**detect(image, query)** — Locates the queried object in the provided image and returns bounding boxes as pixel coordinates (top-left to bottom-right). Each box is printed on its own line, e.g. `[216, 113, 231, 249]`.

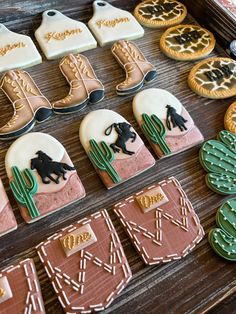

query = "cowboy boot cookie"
[52, 53, 104, 114]
[0, 70, 52, 140]
[111, 40, 157, 95]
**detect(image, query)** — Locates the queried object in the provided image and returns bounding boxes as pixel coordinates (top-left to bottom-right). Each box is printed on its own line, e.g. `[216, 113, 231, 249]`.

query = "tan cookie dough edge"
[188, 57, 236, 99]
[160, 24, 215, 61]
[134, 1, 187, 28]
[224, 101, 236, 133]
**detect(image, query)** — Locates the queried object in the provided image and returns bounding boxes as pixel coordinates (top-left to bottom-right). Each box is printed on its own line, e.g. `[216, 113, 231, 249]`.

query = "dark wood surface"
[0, 1, 236, 313]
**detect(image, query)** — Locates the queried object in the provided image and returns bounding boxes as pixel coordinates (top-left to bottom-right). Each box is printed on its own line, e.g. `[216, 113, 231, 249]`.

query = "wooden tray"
[0, 1, 235, 313]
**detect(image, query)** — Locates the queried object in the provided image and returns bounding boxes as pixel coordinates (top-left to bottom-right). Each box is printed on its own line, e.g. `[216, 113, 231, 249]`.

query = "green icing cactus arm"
[141, 113, 171, 156]
[209, 198, 236, 261]
[10, 166, 39, 219]
[218, 130, 236, 153]
[89, 139, 121, 184]
[206, 173, 236, 195]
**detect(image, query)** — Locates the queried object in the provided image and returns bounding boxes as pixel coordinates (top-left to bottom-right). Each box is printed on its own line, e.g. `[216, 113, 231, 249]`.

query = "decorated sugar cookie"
[35, 10, 97, 60]
[111, 40, 157, 95]
[199, 130, 236, 195]
[5, 132, 85, 223]
[0, 70, 53, 140]
[79, 109, 155, 189]
[36, 209, 132, 313]
[224, 101, 236, 134]
[0, 258, 45, 313]
[209, 198, 236, 261]
[160, 24, 215, 61]
[88, 1, 144, 47]
[53, 53, 104, 113]
[134, 0, 187, 28]
[0, 24, 41, 72]
[133, 88, 204, 159]
[114, 177, 204, 265]
[0, 178, 17, 237]
[188, 57, 236, 99]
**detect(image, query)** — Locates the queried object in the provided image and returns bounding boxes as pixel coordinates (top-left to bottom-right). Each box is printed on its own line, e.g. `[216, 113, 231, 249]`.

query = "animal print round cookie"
[134, 0, 187, 28]
[188, 57, 236, 99]
[224, 101, 236, 134]
[160, 24, 215, 61]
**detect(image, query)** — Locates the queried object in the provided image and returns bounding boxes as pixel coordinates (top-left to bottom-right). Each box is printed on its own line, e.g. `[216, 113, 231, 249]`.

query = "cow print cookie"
[36, 209, 132, 313]
[134, 0, 187, 28]
[224, 101, 236, 134]
[35, 10, 97, 60]
[160, 24, 215, 61]
[0, 178, 17, 237]
[79, 109, 155, 189]
[0, 258, 45, 314]
[88, 1, 144, 47]
[188, 57, 236, 99]
[5, 132, 85, 223]
[114, 177, 204, 265]
[133, 88, 204, 159]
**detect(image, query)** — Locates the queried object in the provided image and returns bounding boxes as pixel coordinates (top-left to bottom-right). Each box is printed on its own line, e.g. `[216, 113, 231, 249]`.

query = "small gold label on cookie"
[60, 224, 97, 257]
[0, 277, 13, 304]
[96, 17, 130, 28]
[44, 29, 82, 42]
[0, 288, 5, 297]
[0, 42, 26, 57]
[136, 186, 169, 213]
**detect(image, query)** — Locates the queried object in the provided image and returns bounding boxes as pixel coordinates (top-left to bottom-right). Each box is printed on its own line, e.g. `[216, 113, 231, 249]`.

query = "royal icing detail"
[96, 17, 130, 28]
[44, 28, 82, 42]
[224, 101, 236, 134]
[60, 224, 97, 257]
[204, 64, 233, 81]
[0, 277, 12, 304]
[174, 30, 201, 44]
[0, 42, 26, 57]
[136, 186, 169, 213]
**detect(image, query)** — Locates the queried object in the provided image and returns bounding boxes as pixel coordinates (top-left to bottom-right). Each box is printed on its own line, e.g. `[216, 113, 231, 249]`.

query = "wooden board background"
[0, 1, 236, 313]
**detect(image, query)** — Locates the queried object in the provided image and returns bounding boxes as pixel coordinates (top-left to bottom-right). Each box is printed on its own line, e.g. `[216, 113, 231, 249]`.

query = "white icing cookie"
[6, 132, 85, 223]
[79, 109, 155, 189]
[88, 1, 144, 47]
[133, 88, 203, 158]
[0, 24, 41, 72]
[35, 10, 97, 60]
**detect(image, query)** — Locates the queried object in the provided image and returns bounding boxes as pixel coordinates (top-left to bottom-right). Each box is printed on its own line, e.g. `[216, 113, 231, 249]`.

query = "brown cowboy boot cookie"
[111, 40, 157, 95]
[0, 70, 52, 140]
[53, 53, 104, 114]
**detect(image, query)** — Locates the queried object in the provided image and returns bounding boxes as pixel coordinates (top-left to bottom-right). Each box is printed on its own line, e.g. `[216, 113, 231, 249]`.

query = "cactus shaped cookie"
[200, 130, 236, 195]
[6, 132, 85, 223]
[80, 109, 155, 189]
[209, 198, 236, 261]
[133, 88, 204, 159]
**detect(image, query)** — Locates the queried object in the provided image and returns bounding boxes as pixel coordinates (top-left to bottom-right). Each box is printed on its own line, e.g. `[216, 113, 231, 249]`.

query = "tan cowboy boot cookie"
[0, 70, 52, 140]
[111, 40, 157, 96]
[53, 53, 104, 114]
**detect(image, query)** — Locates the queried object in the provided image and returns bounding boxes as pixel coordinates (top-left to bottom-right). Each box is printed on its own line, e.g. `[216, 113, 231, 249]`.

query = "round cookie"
[160, 24, 215, 61]
[188, 57, 236, 99]
[134, 0, 187, 28]
[224, 101, 236, 134]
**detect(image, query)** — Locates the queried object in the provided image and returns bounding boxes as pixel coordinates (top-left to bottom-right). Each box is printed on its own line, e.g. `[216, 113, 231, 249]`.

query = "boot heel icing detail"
[0, 70, 53, 140]
[111, 40, 157, 96]
[52, 53, 105, 114]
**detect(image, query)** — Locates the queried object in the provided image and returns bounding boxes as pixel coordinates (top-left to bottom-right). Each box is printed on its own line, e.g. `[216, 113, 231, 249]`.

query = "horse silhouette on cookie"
[166, 105, 188, 132]
[30, 150, 75, 184]
[105, 122, 137, 155]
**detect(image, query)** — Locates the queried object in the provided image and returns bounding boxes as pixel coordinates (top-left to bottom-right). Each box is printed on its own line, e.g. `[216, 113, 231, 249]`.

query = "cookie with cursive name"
[88, 1, 144, 46]
[36, 209, 132, 313]
[134, 0, 187, 28]
[35, 10, 97, 60]
[114, 177, 204, 265]
[160, 24, 215, 61]
[188, 57, 236, 99]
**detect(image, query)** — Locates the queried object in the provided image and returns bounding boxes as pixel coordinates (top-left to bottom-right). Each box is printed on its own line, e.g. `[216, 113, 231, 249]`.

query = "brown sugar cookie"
[134, 0, 187, 28]
[160, 24, 215, 61]
[188, 57, 236, 99]
[224, 101, 236, 134]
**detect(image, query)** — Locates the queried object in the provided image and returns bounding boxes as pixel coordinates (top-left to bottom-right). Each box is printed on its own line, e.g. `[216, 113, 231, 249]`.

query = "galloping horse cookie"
[133, 88, 204, 159]
[134, 0, 187, 28]
[79, 109, 155, 189]
[188, 57, 236, 99]
[5, 132, 85, 223]
[160, 24, 215, 61]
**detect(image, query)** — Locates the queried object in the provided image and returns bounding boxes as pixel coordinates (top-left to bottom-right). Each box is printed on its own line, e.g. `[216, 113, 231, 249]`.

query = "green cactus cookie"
[199, 130, 236, 195]
[209, 198, 236, 261]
